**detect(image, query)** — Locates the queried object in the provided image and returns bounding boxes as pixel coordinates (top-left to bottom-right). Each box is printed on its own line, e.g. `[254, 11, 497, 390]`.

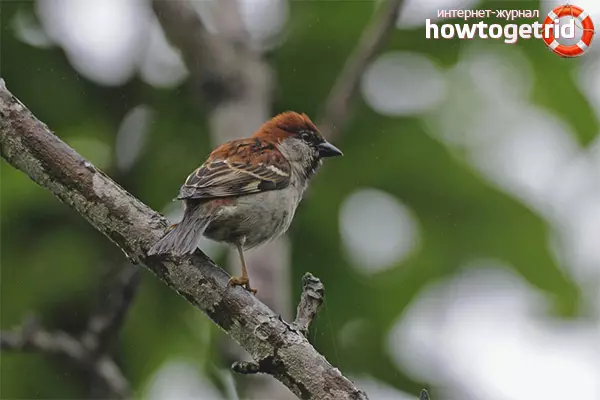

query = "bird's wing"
[177, 138, 292, 200]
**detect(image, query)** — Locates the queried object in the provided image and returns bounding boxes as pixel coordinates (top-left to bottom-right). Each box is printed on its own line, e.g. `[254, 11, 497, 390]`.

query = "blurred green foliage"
[1, 0, 596, 399]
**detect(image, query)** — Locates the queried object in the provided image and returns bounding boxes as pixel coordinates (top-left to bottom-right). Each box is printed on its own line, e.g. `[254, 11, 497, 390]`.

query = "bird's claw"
[166, 223, 178, 233]
[228, 276, 257, 295]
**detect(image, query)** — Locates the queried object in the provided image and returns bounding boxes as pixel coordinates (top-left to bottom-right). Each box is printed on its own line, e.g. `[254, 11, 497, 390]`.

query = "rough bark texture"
[232, 272, 325, 375]
[292, 273, 326, 337]
[0, 80, 368, 400]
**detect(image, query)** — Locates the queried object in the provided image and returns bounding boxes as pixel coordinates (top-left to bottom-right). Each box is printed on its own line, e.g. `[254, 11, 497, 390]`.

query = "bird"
[147, 111, 343, 294]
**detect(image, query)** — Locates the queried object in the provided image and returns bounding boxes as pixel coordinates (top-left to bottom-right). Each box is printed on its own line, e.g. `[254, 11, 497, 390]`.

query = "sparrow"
[147, 111, 343, 294]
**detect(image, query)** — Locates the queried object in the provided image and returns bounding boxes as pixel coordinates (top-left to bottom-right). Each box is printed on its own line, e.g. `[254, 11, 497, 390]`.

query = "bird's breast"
[203, 185, 302, 249]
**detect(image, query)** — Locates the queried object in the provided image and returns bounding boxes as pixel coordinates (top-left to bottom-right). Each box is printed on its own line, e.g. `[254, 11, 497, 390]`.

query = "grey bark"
[232, 272, 325, 375]
[0, 80, 367, 400]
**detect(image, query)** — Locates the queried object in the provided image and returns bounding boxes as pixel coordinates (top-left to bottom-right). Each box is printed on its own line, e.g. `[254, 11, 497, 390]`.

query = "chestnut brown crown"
[254, 111, 342, 158]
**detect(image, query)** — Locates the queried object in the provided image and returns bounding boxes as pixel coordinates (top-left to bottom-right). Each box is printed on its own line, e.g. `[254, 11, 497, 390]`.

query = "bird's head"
[254, 111, 342, 178]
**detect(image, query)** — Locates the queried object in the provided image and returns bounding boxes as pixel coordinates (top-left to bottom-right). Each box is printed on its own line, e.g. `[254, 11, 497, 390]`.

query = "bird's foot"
[166, 223, 178, 233]
[228, 275, 257, 295]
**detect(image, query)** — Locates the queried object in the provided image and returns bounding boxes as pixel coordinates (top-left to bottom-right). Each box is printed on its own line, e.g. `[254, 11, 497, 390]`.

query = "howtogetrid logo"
[426, 4, 596, 58]
[543, 4, 595, 57]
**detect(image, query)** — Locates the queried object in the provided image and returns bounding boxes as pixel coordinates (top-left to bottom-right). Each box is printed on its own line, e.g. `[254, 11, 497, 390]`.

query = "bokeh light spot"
[361, 52, 446, 116]
[339, 188, 420, 273]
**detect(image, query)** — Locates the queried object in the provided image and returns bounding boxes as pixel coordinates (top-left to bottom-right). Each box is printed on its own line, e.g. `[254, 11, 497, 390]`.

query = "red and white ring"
[542, 5, 595, 57]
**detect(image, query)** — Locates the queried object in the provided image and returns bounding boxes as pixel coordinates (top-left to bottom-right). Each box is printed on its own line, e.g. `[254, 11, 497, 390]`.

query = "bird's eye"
[300, 131, 311, 141]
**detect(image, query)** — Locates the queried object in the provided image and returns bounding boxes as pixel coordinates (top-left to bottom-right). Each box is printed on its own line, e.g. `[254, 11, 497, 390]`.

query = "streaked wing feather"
[177, 138, 291, 200]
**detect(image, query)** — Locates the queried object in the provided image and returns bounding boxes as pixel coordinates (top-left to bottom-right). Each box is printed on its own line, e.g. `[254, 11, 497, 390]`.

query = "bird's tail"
[148, 203, 211, 257]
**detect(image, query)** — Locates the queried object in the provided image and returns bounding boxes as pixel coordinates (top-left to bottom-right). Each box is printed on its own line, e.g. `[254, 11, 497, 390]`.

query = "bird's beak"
[318, 141, 343, 157]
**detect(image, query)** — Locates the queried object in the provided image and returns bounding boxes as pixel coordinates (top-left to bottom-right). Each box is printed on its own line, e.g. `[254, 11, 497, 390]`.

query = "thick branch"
[320, 0, 404, 139]
[0, 81, 367, 399]
[1, 318, 129, 399]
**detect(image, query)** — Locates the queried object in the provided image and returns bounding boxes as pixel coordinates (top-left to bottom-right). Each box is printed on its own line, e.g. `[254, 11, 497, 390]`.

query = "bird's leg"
[228, 243, 257, 294]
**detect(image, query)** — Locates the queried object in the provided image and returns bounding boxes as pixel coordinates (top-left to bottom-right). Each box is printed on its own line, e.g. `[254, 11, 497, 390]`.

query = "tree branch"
[320, 0, 404, 139]
[0, 80, 367, 399]
[152, 0, 273, 142]
[82, 265, 141, 355]
[0, 265, 140, 398]
[151, 0, 243, 103]
[293, 273, 325, 337]
[231, 272, 324, 376]
[1, 317, 129, 399]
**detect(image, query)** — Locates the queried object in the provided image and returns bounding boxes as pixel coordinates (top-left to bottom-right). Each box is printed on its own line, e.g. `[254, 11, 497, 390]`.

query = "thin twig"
[292, 273, 325, 337]
[1, 318, 130, 399]
[231, 360, 261, 375]
[1, 265, 138, 398]
[82, 265, 141, 355]
[320, 0, 404, 139]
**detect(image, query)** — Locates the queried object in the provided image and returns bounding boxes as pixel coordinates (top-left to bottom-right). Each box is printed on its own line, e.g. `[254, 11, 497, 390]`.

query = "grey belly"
[203, 188, 299, 249]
